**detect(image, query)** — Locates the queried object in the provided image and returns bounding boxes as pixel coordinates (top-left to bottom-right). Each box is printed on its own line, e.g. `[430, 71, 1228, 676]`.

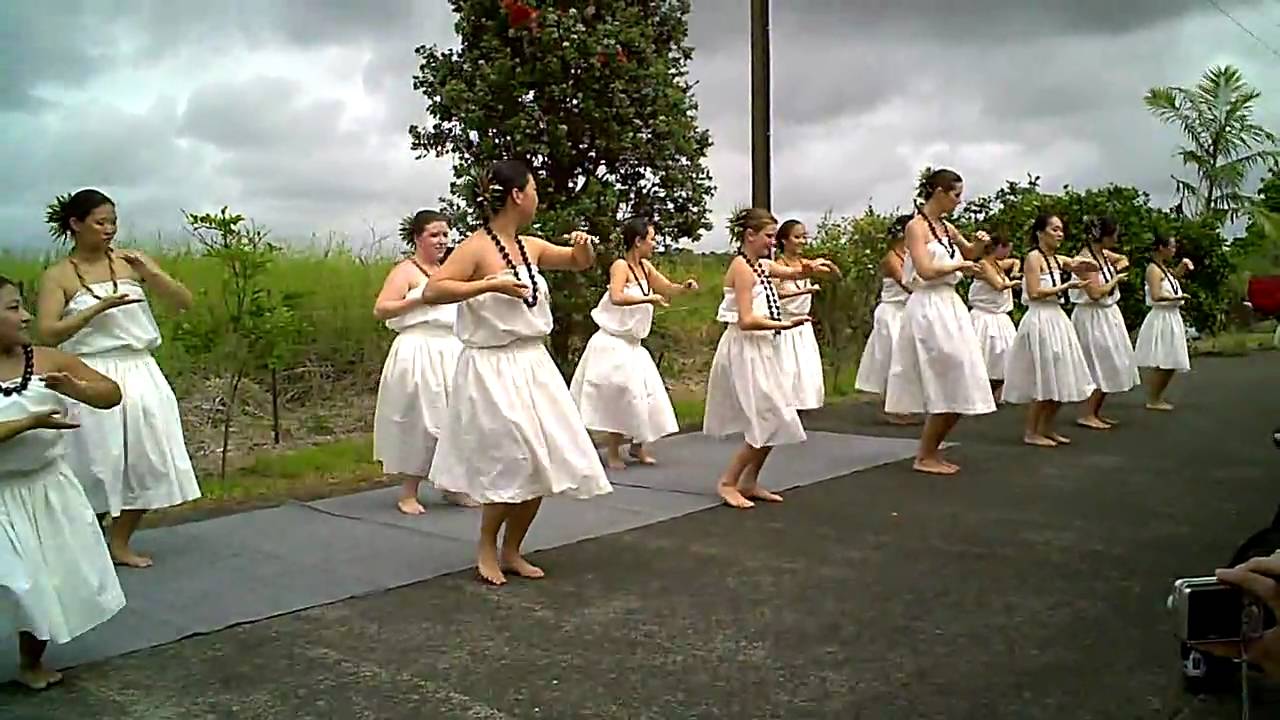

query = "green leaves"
[1144, 64, 1280, 222]
[409, 0, 713, 371]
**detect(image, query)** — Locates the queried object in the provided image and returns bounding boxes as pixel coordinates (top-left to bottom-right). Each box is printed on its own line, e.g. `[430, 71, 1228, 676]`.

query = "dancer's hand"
[683, 278, 699, 290]
[955, 260, 981, 275]
[1180, 258, 1195, 272]
[22, 409, 79, 431]
[116, 250, 156, 274]
[787, 315, 811, 328]
[568, 231, 596, 247]
[96, 293, 144, 311]
[807, 284, 821, 295]
[1068, 258, 1099, 274]
[647, 294, 670, 308]
[1067, 278, 1089, 289]
[487, 275, 531, 300]
[974, 230, 991, 246]
[41, 372, 87, 399]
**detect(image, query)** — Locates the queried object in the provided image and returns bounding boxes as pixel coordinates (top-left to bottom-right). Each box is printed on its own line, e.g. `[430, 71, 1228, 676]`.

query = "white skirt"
[1134, 306, 1191, 372]
[884, 287, 996, 416]
[431, 339, 612, 504]
[854, 301, 905, 394]
[372, 325, 463, 477]
[64, 350, 201, 516]
[703, 325, 807, 448]
[1, 460, 125, 644]
[970, 308, 1016, 381]
[569, 330, 678, 444]
[1002, 303, 1097, 404]
[778, 321, 825, 410]
[1071, 303, 1140, 393]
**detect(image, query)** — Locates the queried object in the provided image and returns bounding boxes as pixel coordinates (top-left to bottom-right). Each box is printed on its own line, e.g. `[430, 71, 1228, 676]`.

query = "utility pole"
[750, 0, 771, 210]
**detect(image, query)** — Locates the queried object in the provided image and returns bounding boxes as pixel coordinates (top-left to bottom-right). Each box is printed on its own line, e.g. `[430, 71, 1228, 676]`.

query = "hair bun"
[44, 192, 73, 241]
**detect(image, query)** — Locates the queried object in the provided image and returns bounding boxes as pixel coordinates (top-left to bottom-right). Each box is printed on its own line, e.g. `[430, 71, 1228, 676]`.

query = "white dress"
[1002, 268, 1097, 404]
[968, 272, 1016, 382]
[854, 277, 909, 394]
[569, 282, 679, 444]
[1, 378, 125, 644]
[1069, 253, 1139, 393]
[372, 280, 463, 477]
[1134, 268, 1191, 372]
[59, 280, 200, 516]
[430, 266, 612, 504]
[776, 277, 825, 409]
[703, 272, 807, 448]
[884, 240, 996, 416]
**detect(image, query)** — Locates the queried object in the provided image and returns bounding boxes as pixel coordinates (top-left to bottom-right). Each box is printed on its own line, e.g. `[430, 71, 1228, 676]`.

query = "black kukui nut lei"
[917, 210, 957, 259]
[0, 345, 35, 397]
[741, 251, 783, 336]
[484, 224, 539, 309]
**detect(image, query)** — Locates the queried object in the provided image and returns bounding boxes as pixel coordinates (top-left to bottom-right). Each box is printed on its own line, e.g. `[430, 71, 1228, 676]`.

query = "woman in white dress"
[772, 219, 825, 411]
[1070, 216, 1138, 429]
[420, 160, 612, 586]
[704, 208, 838, 509]
[569, 216, 698, 469]
[968, 234, 1020, 403]
[854, 215, 916, 424]
[0, 275, 126, 690]
[36, 189, 200, 568]
[372, 209, 477, 514]
[1135, 233, 1195, 411]
[884, 169, 996, 474]
[1002, 214, 1099, 447]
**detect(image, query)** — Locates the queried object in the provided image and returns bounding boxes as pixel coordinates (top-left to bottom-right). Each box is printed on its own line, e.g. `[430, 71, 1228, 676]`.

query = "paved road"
[5, 353, 1277, 719]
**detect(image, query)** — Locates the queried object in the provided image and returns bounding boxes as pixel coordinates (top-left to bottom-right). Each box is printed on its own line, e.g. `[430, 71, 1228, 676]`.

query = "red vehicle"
[1247, 274, 1280, 347]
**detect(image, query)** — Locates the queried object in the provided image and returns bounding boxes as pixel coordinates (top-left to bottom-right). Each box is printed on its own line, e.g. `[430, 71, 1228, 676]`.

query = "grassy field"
[3, 244, 1273, 523]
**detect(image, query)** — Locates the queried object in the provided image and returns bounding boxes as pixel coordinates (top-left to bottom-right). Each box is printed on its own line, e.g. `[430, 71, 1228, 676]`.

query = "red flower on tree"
[500, 0, 539, 29]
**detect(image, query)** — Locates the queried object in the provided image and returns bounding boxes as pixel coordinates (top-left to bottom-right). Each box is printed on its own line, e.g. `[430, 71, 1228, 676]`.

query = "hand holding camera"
[1176, 552, 1280, 681]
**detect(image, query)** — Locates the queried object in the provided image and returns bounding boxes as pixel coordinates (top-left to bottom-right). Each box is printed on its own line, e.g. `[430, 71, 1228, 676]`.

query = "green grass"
[197, 435, 381, 503]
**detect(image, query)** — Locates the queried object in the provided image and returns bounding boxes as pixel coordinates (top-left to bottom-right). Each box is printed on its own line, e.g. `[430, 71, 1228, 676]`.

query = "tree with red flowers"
[409, 0, 714, 370]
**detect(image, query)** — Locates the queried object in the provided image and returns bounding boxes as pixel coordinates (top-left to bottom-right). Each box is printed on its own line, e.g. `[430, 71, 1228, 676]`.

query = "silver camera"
[1169, 577, 1251, 644]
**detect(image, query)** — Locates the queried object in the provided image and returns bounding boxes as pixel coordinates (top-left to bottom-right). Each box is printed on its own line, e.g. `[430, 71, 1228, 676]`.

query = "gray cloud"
[1, 0, 1277, 252]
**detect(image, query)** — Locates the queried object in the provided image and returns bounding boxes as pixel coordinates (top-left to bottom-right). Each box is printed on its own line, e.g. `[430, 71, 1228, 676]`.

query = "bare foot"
[718, 485, 755, 509]
[1048, 432, 1071, 445]
[741, 487, 784, 503]
[397, 497, 427, 515]
[16, 666, 61, 691]
[605, 454, 627, 470]
[476, 547, 506, 586]
[442, 491, 480, 508]
[1146, 401, 1174, 411]
[940, 459, 960, 472]
[628, 445, 657, 465]
[885, 413, 919, 425]
[1099, 416, 1118, 426]
[1023, 434, 1057, 447]
[500, 553, 546, 579]
[110, 547, 154, 568]
[913, 458, 957, 475]
[1076, 416, 1111, 430]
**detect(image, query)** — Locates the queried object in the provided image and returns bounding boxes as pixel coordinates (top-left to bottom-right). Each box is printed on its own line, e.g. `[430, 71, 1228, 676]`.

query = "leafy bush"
[953, 177, 1233, 334]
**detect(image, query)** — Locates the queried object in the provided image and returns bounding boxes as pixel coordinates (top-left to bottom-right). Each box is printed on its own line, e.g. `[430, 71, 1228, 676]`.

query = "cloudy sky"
[2, 1, 1278, 254]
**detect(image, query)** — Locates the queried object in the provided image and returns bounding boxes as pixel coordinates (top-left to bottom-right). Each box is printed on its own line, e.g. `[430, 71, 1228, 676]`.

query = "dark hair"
[1093, 215, 1118, 242]
[45, 189, 115, 242]
[479, 160, 532, 218]
[775, 219, 804, 253]
[0, 275, 15, 292]
[620, 216, 653, 251]
[400, 209, 449, 250]
[1152, 231, 1175, 251]
[888, 214, 912, 243]
[727, 207, 778, 244]
[982, 232, 1011, 256]
[1029, 213, 1061, 243]
[916, 168, 963, 202]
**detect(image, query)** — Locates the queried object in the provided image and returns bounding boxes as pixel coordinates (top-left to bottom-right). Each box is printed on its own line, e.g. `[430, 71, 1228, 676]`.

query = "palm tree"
[1145, 65, 1280, 222]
